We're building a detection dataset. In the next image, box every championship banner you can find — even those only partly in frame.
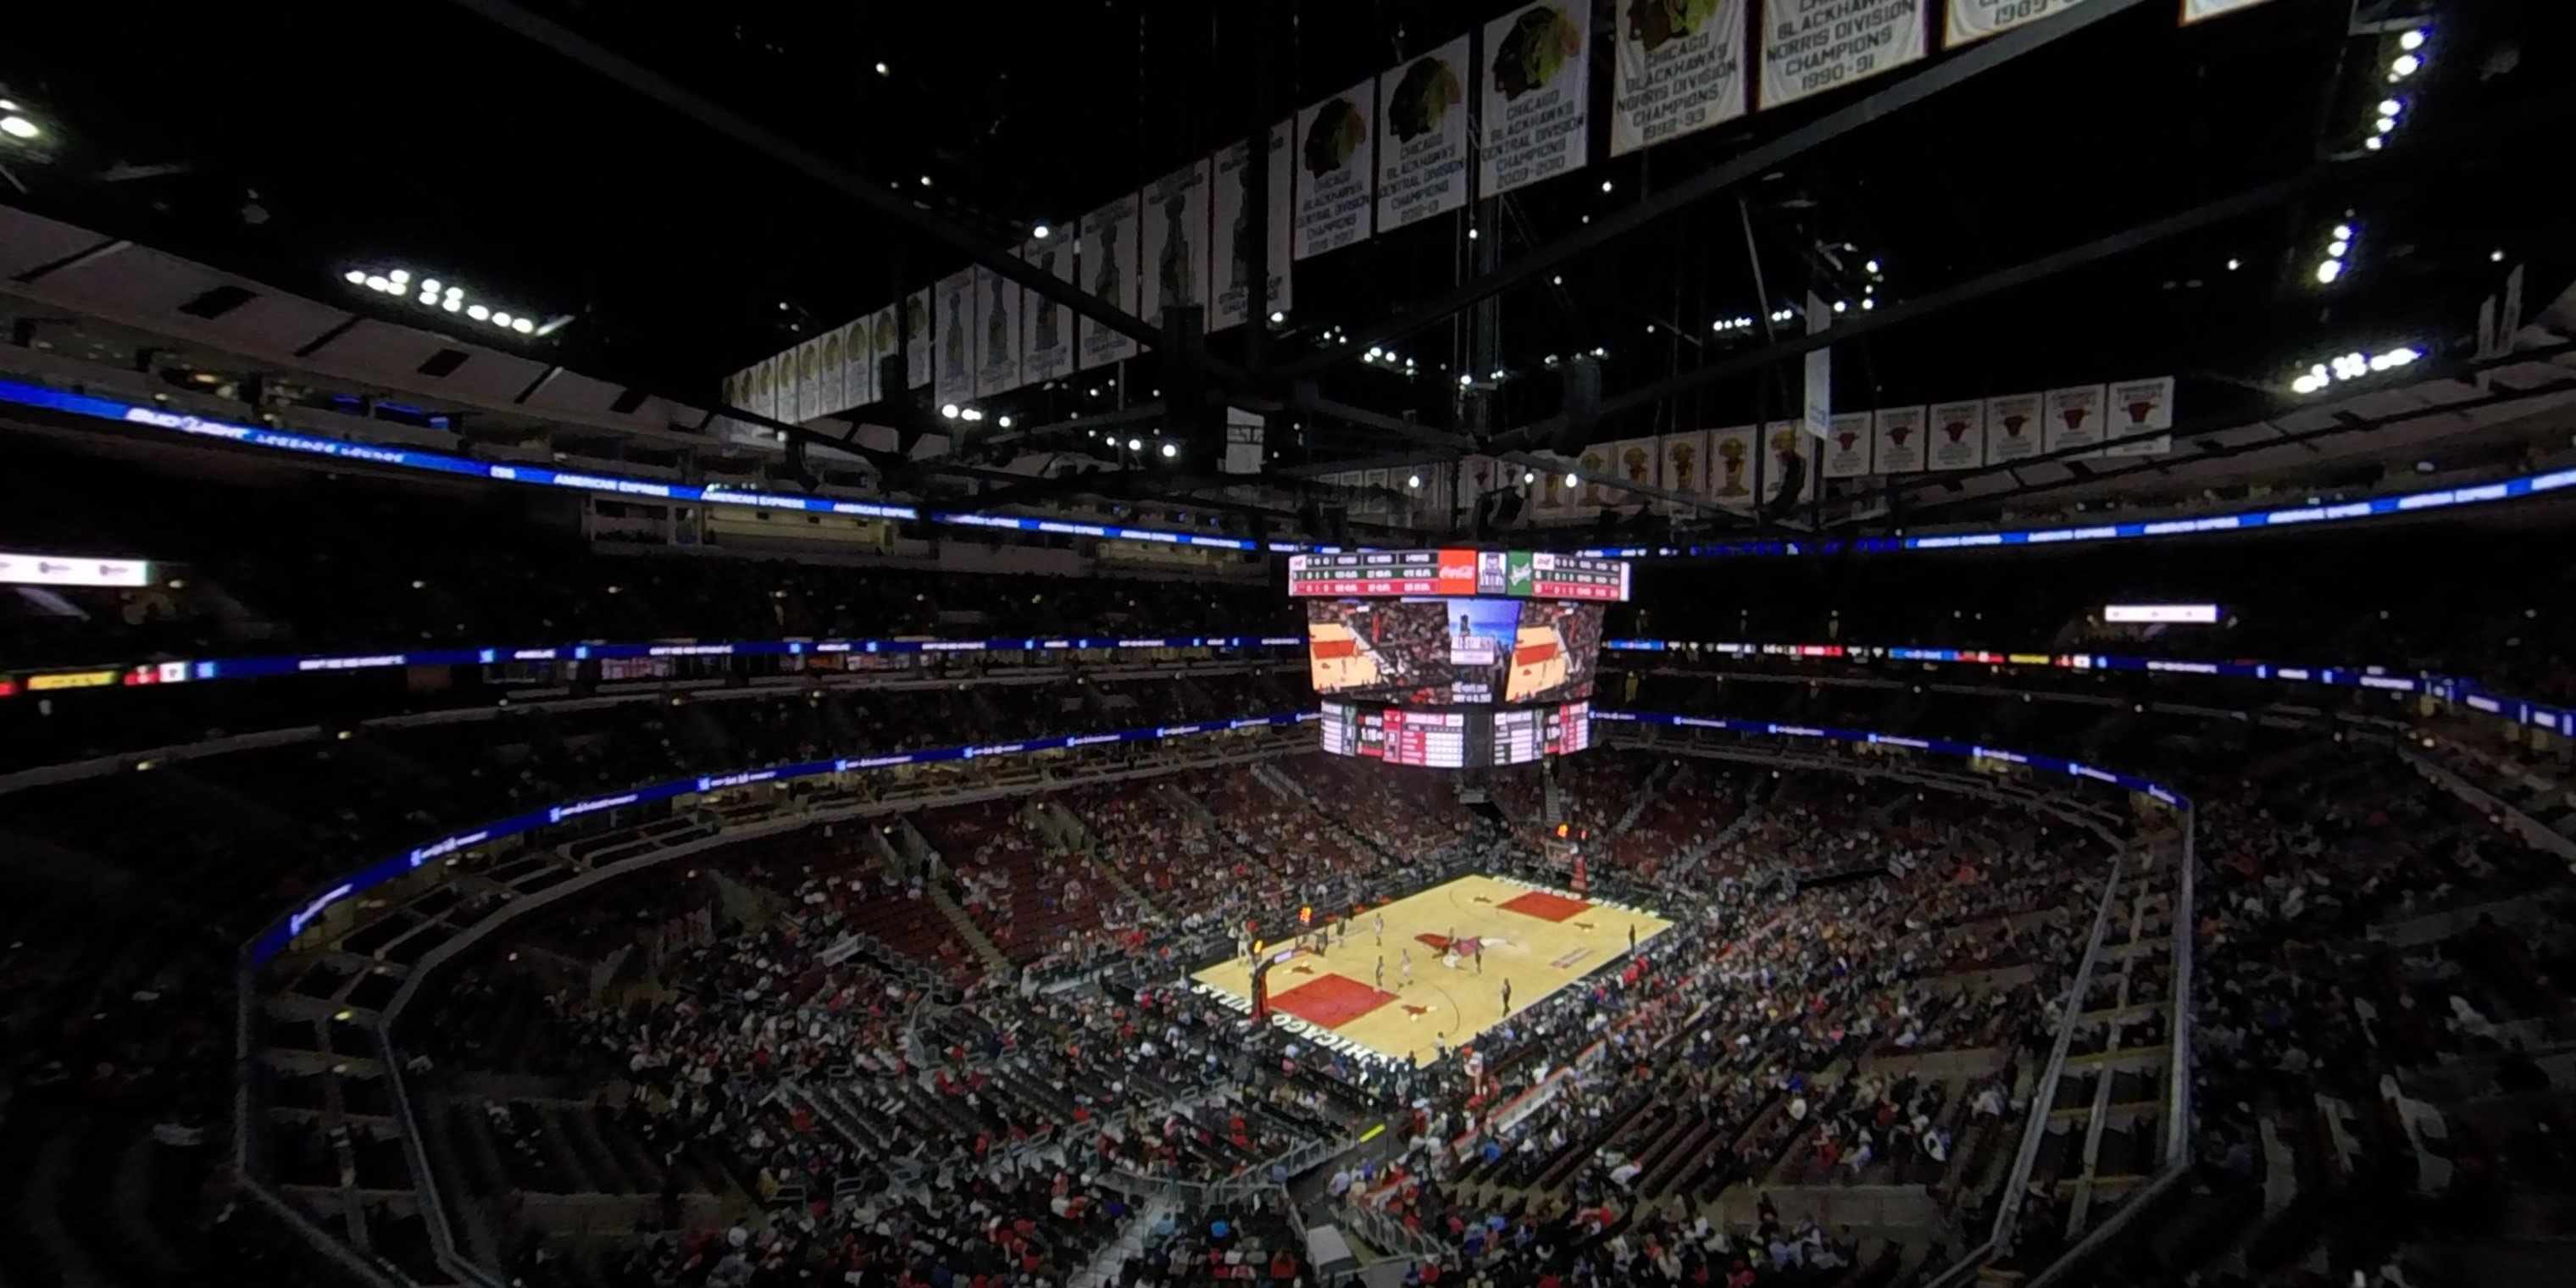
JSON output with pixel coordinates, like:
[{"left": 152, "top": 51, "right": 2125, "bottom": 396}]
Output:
[
  {"left": 933, "top": 269, "right": 976, "bottom": 410},
  {"left": 1078, "top": 194, "right": 1143, "bottom": 369},
  {"left": 818, "top": 326, "right": 847, "bottom": 417},
  {"left": 1295, "top": 80, "right": 1377, "bottom": 261},
  {"left": 1873, "top": 406, "right": 1927, "bottom": 473},
  {"left": 1929, "top": 400, "right": 1985, "bottom": 470},
  {"left": 720, "top": 369, "right": 745, "bottom": 423},
  {"left": 1212, "top": 122, "right": 1295, "bottom": 331},
  {"left": 1022, "top": 238, "right": 1075, "bottom": 386},
  {"left": 1758, "top": 0, "right": 1927, "bottom": 111},
  {"left": 2105, "top": 375, "right": 2176, "bottom": 457},
  {"left": 904, "top": 290, "right": 933, "bottom": 391},
  {"left": 1612, "top": 0, "right": 1750, "bottom": 157},
  {"left": 2183, "top": 0, "right": 2276, "bottom": 23},
  {"left": 752, "top": 355, "right": 778, "bottom": 423},
  {"left": 1377, "top": 35, "right": 1473, "bottom": 234},
  {"left": 1764, "top": 422, "right": 1822, "bottom": 504},
  {"left": 972, "top": 264, "right": 1024, "bottom": 399},
  {"left": 864, "top": 307, "right": 897, "bottom": 405},
  {"left": 1480, "top": 3, "right": 1593, "bottom": 198},
  {"left": 1946, "top": 0, "right": 2086, "bottom": 47},
  {"left": 794, "top": 337, "right": 821, "bottom": 423},
  {"left": 839, "top": 319, "right": 873, "bottom": 410},
  {"left": 1141, "top": 161, "right": 1213, "bottom": 335},
  {"left": 1983, "top": 392, "right": 2044, "bottom": 464},
  {"left": 1533, "top": 458, "right": 1579, "bottom": 514},
  {"left": 1575, "top": 443, "right": 1614, "bottom": 508},
  {"left": 1804, "top": 291, "right": 1833, "bottom": 439},
  {"left": 1824, "top": 412, "right": 1874, "bottom": 477},
  {"left": 1607, "top": 437, "right": 1661, "bottom": 506},
  {"left": 2042, "top": 384, "right": 2107, "bottom": 458},
  {"left": 1708, "top": 426, "right": 1761, "bottom": 507},
  {"left": 1660, "top": 430, "right": 1709, "bottom": 514}
]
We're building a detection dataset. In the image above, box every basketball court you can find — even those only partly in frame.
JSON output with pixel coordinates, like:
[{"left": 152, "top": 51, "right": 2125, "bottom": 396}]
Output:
[{"left": 1190, "top": 874, "right": 1670, "bottom": 1067}]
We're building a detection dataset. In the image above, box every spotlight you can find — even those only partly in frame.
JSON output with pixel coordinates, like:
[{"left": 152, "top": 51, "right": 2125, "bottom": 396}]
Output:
[
  {"left": 344, "top": 269, "right": 367, "bottom": 285},
  {"left": 1864, "top": 259, "right": 1881, "bottom": 275},
  {"left": 419, "top": 290, "right": 440, "bottom": 305},
  {"left": 1269, "top": 311, "right": 1285, "bottom": 324},
  {"left": 2315, "top": 260, "right": 2344, "bottom": 284},
  {"left": 2332, "top": 223, "right": 2354, "bottom": 241},
  {"left": 2, "top": 114, "right": 45, "bottom": 140},
  {"left": 1563, "top": 472, "right": 1578, "bottom": 487},
  {"left": 997, "top": 415, "right": 1013, "bottom": 429},
  {"left": 1522, "top": 470, "right": 1537, "bottom": 485},
  {"left": 1159, "top": 441, "right": 1177, "bottom": 458},
  {"left": 2399, "top": 30, "right": 2426, "bottom": 52},
  {"left": 2364, "top": 136, "right": 2384, "bottom": 151},
  {"left": 491, "top": 311, "right": 514, "bottom": 328},
  {"left": 1126, "top": 438, "right": 1142, "bottom": 452},
  {"left": 941, "top": 403, "right": 962, "bottom": 419},
  {"left": 467, "top": 304, "right": 490, "bottom": 321},
  {"left": 1467, "top": 227, "right": 1480, "bottom": 240},
  {"left": 875, "top": 62, "right": 890, "bottom": 75},
  {"left": 362, "top": 274, "right": 389, "bottom": 291},
  {"left": 2390, "top": 53, "right": 2420, "bottom": 78},
  {"left": 2491, "top": 249, "right": 2506, "bottom": 263},
  {"left": 442, "top": 297, "right": 463, "bottom": 312},
  {"left": 2377, "top": 98, "right": 2402, "bottom": 118},
  {"left": 1600, "top": 180, "right": 1613, "bottom": 193},
  {"left": 389, "top": 269, "right": 410, "bottom": 285},
  {"left": 2373, "top": 117, "right": 2396, "bottom": 135},
  {"left": 421, "top": 279, "right": 442, "bottom": 295},
  {"left": 2327, "top": 240, "right": 2348, "bottom": 258},
  {"left": 1032, "top": 224, "right": 1051, "bottom": 239},
  {"left": 1552, "top": 275, "right": 1563, "bottom": 286},
  {"left": 1407, "top": 474, "right": 1421, "bottom": 489}
]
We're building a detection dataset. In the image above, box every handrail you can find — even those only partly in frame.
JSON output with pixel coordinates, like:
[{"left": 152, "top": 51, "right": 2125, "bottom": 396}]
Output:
[{"left": 1990, "top": 852, "right": 2129, "bottom": 1257}]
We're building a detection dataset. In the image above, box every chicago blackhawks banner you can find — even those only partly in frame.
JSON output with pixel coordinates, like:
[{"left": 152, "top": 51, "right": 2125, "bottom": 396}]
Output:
[
  {"left": 1759, "top": 0, "right": 1927, "bottom": 111},
  {"left": 1212, "top": 123, "right": 1296, "bottom": 332},
  {"left": 1613, "top": 0, "right": 1750, "bottom": 157},
  {"left": 1946, "top": 0, "right": 2086, "bottom": 47},
  {"left": 1295, "top": 80, "right": 1377, "bottom": 260},
  {"left": 1377, "top": 36, "right": 1473, "bottom": 233},
  {"left": 1480, "top": 3, "right": 1593, "bottom": 197}
]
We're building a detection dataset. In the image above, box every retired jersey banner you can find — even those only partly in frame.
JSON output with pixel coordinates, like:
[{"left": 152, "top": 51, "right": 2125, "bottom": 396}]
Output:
[
  {"left": 1022, "top": 239, "right": 1076, "bottom": 385},
  {"left": 1481, "top": 3, "right": 1593, "bottom": 197},
  {"left": 1873, "top": 407, "right": 1927, "bottom": 474},
  {"left": 2043, "top": 384, "right": 2107, "bottom": 457},
  {"left": 1824, "top": 412, "right": 1874, "bottom": 477},
  {"left": 1296, "top": 80, "right": 1377, "bottom": 260},
  {"left": 1378, "top": 36, "right": 1473, "bottom": 233},
  {"left": 840, "top": 319, "right": 873, "bottom": 409},
  {"left": 1759, "top": 0, "right": 1927, "bottom": 111},
  {"left": 752, "top": 357, "right": 779, "bottom": 423},
  {"left": 864, "top": 308, "right": 897, "bottom": 405},
  {"left": 1929, "top": 400, "right": 1985, "bottom": 470},
  {"left": 904, "top": 290, "right": 934, "bottom": 391},
  {"left": 1078, "top": 194, "right": 1142, "bottom": 369},
  {"left": 794, "top": 337, "right": 821, "bottom": 422},
  {"left": 1142, "top": 161, "right": 1213, "bottom": 336},
  {"left": 972, "top": 266, "right": 1023, "bottom": 400},
  {"left": 2105, "top": 375, "right": 2176, "bottom": 457},
  {"left": 933, "top": 269, "right": 976, "bottom": 410},
  {"left": 1613, "top": 0, "right": 1750, "bottom": 157},
  {"left": 1946, "top": 0, "right": 2086, "bottom": 47},
  {"left": 1984, "top": 392, "right": 2044, "bottom": 464},
  {"left": 1212, "top": 122, "right": 1295, "bottom": 332},
  {"left": 2183, "top": 0, "right": 2276, "bottom": 23}
]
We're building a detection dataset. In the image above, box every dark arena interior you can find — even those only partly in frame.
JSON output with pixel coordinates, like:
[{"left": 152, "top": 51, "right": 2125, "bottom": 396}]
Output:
[{"left": 5, "top": 3, "right": 2576, "bottom": 1287}]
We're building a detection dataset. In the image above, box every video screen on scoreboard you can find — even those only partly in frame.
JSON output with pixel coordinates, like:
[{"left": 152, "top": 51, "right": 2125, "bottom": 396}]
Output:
[
  {"left": 1306, "top": 597, "right": 1603, "bottom": 705},
  {"left": 1319, "top": 699, "right": 1592, "bottom": 768}
]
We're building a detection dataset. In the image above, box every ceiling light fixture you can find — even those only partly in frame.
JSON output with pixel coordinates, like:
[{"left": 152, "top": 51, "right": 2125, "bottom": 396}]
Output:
[{"left": 1, "top": 115, "right": 42, "bottom": 141}]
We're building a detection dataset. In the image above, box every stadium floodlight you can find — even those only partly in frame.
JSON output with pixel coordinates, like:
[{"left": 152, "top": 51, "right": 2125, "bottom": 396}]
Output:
[
  {"left": 2315, "top": 260, "right": 2344, "bottom": 284},
  {"left": 1159, "top": 441, "right": 1177, "bottom": 458},
  {"left": 1521, "top": 470, "right": 1537, "bottom": 485},
  {"left": 343, "top": 269, "right": 367, "bottom": 285},
  {"left": 511, "top": 317, "right": 534, "bottom": 334},
  {"left": 1126, "top": 437, "right": 1142, "bottom": 452},
  {"left": 466, "top": 304, "right": 490, "bottom": 321},
  {"left": 1, "top": 115, "right": 41, "bottom": 141},
  {"left": 2377, "top": 99, "right": 2402, "bottom": 118},
  {"left": 419, "top": 290, "right": 440, "bottom": 305},
  {"left": 874, "top": 61, "right": 890, "bottom": 75},
  {"left": 389, "top": 269, "right": 410, "bottom": 285},
  {"left": 2327, "top": 240, "right": 2348, "bottom": 258},
  {"left": 1563, "top": 472, "right": 1579, "bottom": 487},
  {"left": 364, "top": 275, "right": 391, "bottom": 292},
  {"left": 2390, "top": 53, "right": 2420, "bottom": 79},
  {"left": 2332, "top": 223, "right": 2354, "bottom": 241},
  {"left": 2400, "top": 30, "right": 2426, "bottom": 52},
  {"left": 1407, "top": 475, "right": 1421, "bottom": 489},
  {"left": 1031, "top": 224, "right": 1051, "bottom": 239},
  {"left": 941, "top": 403, "right": 961, "bottom": 419},
  {"left": 490, "top": 312, "right": 514, "bottom": 329},
  {"left": 442, "top": 297, "right": 462, "bottom": 312},
  {"left": 997, "top": 415, "right": 1012, "bottom": 429},
  {"left": 420, "top": 279, "right": 442, "bottom": 295},
  {"left": 1269, "top": 311, "right": 1285, "bottom": 324}
]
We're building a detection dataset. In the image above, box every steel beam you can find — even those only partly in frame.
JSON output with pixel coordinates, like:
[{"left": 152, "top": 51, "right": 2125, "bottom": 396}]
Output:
[
  {"left": 443, "top": 0, "right": 1239, "bottom": 382},
  {"left": 1259, "top": 0, "right": 2163, "bottom": 388}
]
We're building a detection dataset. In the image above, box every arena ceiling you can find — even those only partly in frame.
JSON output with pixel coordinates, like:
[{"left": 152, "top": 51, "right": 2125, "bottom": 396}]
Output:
[{"left": 4, "top": 0, "right": 2568, "bottom": 535}]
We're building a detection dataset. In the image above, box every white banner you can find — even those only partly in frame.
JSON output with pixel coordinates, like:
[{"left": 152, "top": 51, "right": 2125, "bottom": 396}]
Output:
[
  {"left": 1213, "top": 122, "right": 1295, "bottom": 331},
  {"left": 2105, "top": 375, "right": 2176, "bottom": 457},
  {"left": 1612, "top": 0, "right": 1750, "bottom": 156},
  {"left": 1804, "top": 291, "right": 1833, "bottom": 438},
  {"left": 1481, "top": 3, "right": 1593, "bottom": 197},
  {"left": 1759, "top": 0, "right": 1927, "bottom": 111},
  {"left": 818, "top": 326, "right": 848, "bottom": 417},
  {"left": 1824, "top": 412, "right": 1874, "bottom": 477},
  {"left": 1023, "top": 239, "right": 1075, "bottom": 386},
  {"left": 1873, "top": 407, "right": 1926, "bottom": 473},
  {"left": 1763, "top": 422, "right": 1822, "bottom": 505},
  {"left": 974, "top": 266, "right": 1024, "bottom": 399},
  {"left": 1532, "top": 456, "right": 1579, "bottom": 514},
  {"left": 2043, "top": 384, "right": 2107, "bottom": 457},
  {"left": 1295, "top": 80, "right": 1377, "bottom": 260},
  {"left": 2183, "top": 0, "right": 2276, "bottom": 24},
  {"left": 1142, "top": 161, "right": 1213, "bottom": 336},
  {"left": 1568, "top": 444, "right": 1610, "bottom": 509},
  {"left": 904, "top": 290, "right": 933, "bottom": 391},
  {"left": 1984, "top": 392, "right": 2043, "bottom": 464},
  {"left": 1607, "top": 437, "right": 1661, "bottom": 505},
  {"left": 1708, "top": 426, "right": 1761, "bottom": 507},
  {"left": 1946, "top": 0, "right": 2086, "bottom": 47},
  {"left": 1659, "top": 430, "right": 1708, "bottom": 514},
  {"left": 863, "top": 307, "right": 896, "bottom": 406},
  {"left": 752, "top": 355, "right": 779, "bottom": 424},
  {"left": 839, "top": 319, "right": 872, "bottom": 411},
  {"left": 795, "top": 337, "right": 823, "bottom": 422},
  {"left": 1378, "top": 36, "right": 1473, "bottom": 233},
  {"left": 0, "top": 552, "right": 151, "bottom": 587},
  {"left": 933, "top": 269, "right": 976, "bottom": 410},
  {"left": 1929, "top": 400, "right": 1985, "bottom": 470},
  {"left": 1223, "top": 406, "right": 1266, "bottom": 475},
  {"left": 1078, "top": 194, "right": 1142, "bottom": 369}
]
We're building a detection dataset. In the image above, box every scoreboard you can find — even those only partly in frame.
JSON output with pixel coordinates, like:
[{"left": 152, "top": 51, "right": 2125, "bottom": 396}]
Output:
[
  {"left": 1321, "top": 699, "right": 1591, "bottom": 768},
  {"left": 1288, "top": 549, "right": 1630, "bottom": 602}
]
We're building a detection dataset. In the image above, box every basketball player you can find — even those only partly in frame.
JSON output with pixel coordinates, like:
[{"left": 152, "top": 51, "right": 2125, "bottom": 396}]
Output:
[
  {"left": 1374, "top": 912, "right": 1385, "bottom": 945},
  {"left": 1400, "top": 949, "right": 1413, "bottom": 985},
  {"left": 1374, "top": 956, "right": 1385, "bottom": 991},
  {"left": 1501, "top": 978, "right": 1513, "bottom": 1013}
]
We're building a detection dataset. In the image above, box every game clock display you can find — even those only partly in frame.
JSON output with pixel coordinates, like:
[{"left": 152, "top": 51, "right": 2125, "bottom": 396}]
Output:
[{"left": 1319, "top": 699, "right": 1591, "bottom": 768}]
